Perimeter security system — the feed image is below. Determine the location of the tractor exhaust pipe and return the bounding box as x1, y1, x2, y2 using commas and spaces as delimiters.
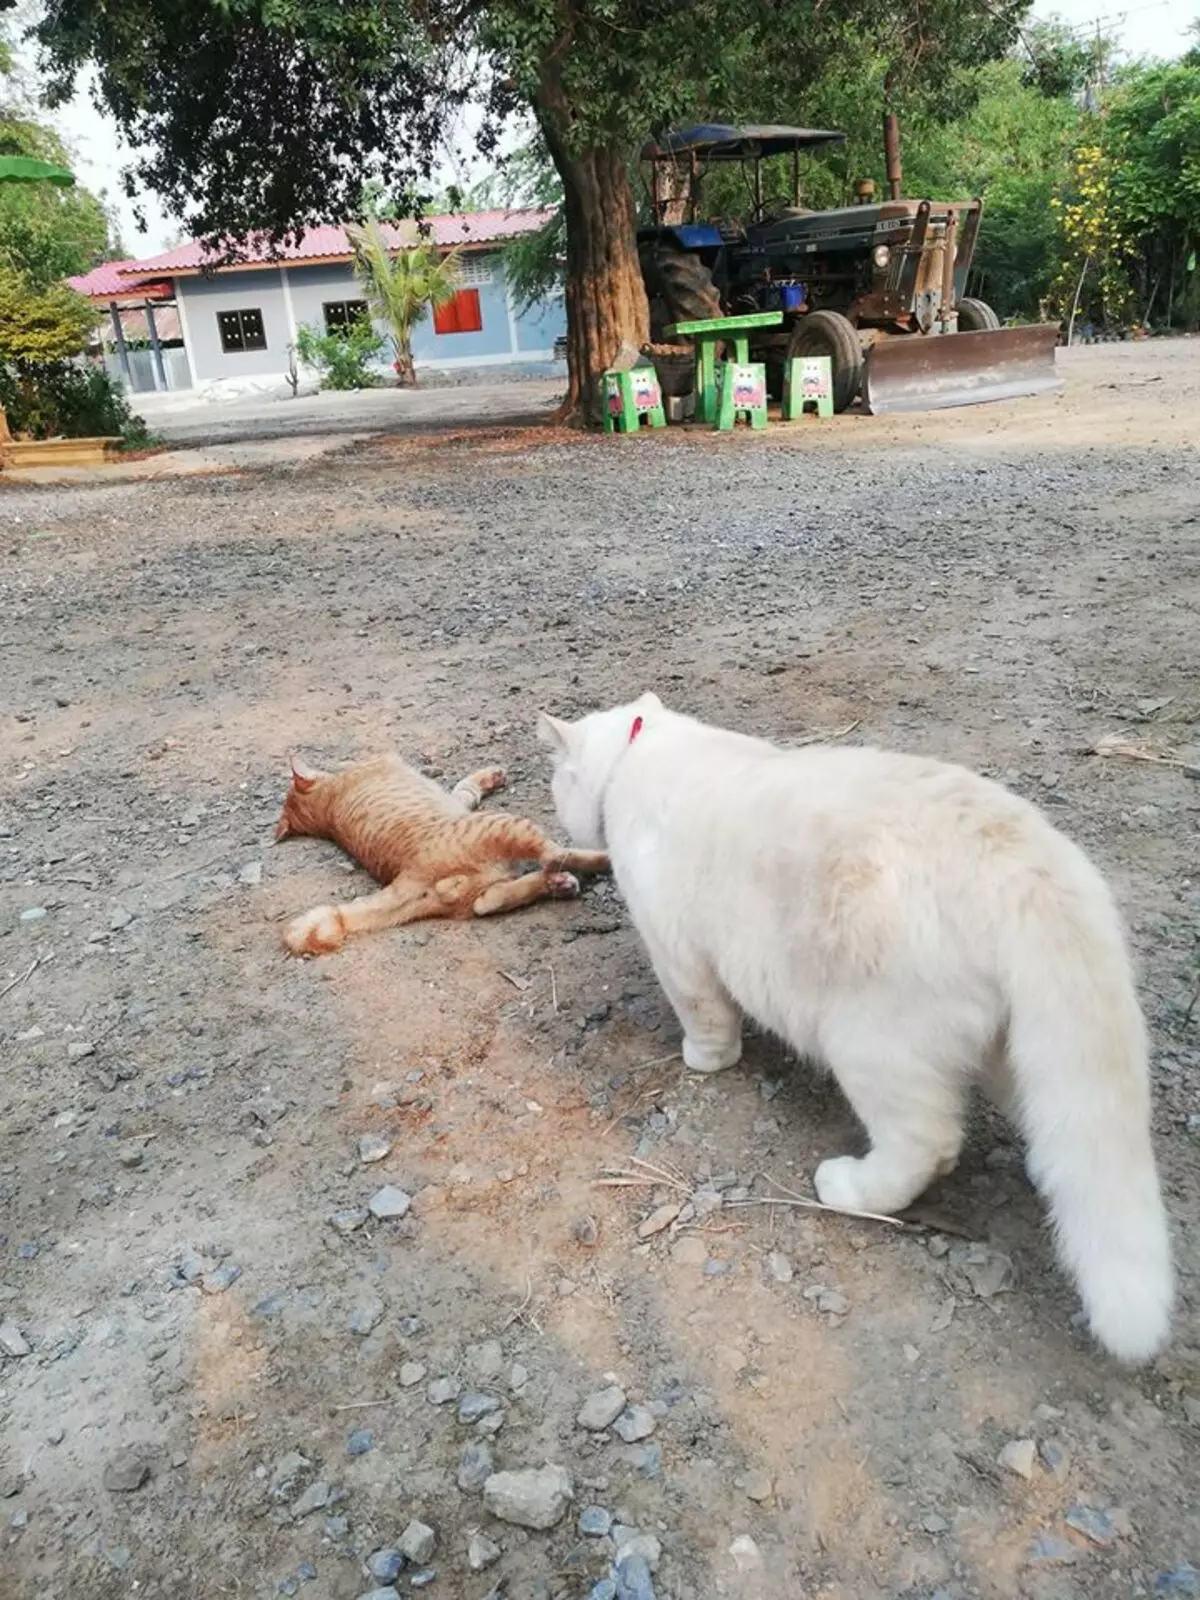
884, 113, 902, 201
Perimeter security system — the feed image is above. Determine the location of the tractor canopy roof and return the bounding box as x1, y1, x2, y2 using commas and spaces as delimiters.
641, 124, 846, 161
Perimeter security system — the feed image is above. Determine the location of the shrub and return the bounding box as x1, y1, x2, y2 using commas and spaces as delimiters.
0, 358, 152, 444
294, 319, 385, 389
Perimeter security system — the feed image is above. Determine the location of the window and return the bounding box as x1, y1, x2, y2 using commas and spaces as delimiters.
433, 289, 483, 336
323, 299, 370, 336
456, 254, 494, 287
217, 308, 266, 354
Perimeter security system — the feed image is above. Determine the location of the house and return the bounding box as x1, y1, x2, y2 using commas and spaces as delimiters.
68, 209, 565, 394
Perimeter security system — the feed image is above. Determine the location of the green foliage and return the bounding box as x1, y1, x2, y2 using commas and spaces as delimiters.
0, 262, 95, 361
346, 214, 460, 383
294, 319, 385, 390
0, 357, 151, 442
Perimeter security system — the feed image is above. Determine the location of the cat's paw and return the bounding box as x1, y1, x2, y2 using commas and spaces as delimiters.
479, 767, 507, 794
813, 1156, 870, 1212
546, 871, 581, 899
682, 1034, 743, 1074
283, 906, 346, 956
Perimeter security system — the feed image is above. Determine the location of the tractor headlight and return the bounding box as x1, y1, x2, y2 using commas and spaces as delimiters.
873, 244, 891, 269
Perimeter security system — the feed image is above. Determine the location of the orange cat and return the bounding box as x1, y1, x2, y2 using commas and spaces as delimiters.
274, 753, 610, 956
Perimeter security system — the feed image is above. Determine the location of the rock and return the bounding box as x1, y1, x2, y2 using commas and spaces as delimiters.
456, 1440, 495, 1492
465, 1340, 505, 1381
614, 1552, 657, 1599
743, 1469, 773, 1502
11, 1509, 29, 1530
408, 1570, 436, 1589
589, 1584, 618, 1600
509, 1362, 529, 1391
328, 1208, 368, 1236
117, 1144, 145, 1170
347, 1429, 374, 1457
1039, 1438, 1070, 1479
47, 1427, 65, 1446
357, 1590, 401, 1600
369, 1185, 412, 1220
1154, 1567, 1198, 1594
998, 1438, 1037, 1480
201, 1265, 242, 1294
804, 1285, 850, 1316
103, 1447, 151, 1493
270, 1452, 310, 1496
398, 1519, 436, 1564
0, 1321, 31, 1358
67, 1040, 95, 1062
367, 1550, 405, 1583
426, 1376, 459, 1406
347, 1295, 386, 1336
467, 1531, 502, 1571
948, 1242, 1016, 1298
729, 1534, 763, 1572
577, 1385, 627, 1432
483, 1464, 574, 1529
574, 1215, 600, 1247
579, 1506, 613, 1536
109, 905, 134, 930
399, 1361, 427, 1388
458, 1391, 501, 1423
1026, 1532, 1079, 1567
358, 1132, 393, 1164
1064, 1505, 1131, 1547
20, 906, 47, 922
238, 861, 263, 887
291, 1480, 330, 1518
703, 1258, 730, 1276
324, 1515, 349, 1539
614, 1406, 656, 1443
921, 1512, 950, 1534
637, 1203, 680, 1239
671, 1235, 707, 1266
766, 1251, 793, 1284
297, 1562, 317, 1582
928, 1297, 956, 1333
613, 1529, 662, 1570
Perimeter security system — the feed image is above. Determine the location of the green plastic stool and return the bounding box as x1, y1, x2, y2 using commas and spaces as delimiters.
782, 354, 834, 419
602, 366, 666, 433
715, 361, 768, 430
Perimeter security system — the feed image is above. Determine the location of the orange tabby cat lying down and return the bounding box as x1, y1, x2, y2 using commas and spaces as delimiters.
274, 753, 610, 956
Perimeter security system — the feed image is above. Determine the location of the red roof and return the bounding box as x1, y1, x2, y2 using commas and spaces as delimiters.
68, 259, 174, 302
115, 208, 554, 278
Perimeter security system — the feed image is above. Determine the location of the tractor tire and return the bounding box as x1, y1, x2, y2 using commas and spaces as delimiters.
956, 297, 1001, 332
785, 310, 864, 413
640, 241, 721, 338
643, 343, 695, 398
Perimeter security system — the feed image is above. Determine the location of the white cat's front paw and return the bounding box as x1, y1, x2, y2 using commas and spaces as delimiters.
682, 1034, 743, 1074
813, 1156, 870, 1212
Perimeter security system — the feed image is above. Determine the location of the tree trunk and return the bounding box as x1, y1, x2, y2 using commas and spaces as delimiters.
538, 115, 649, 424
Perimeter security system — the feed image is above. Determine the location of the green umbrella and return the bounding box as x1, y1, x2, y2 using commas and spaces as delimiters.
0, 154, 75, 187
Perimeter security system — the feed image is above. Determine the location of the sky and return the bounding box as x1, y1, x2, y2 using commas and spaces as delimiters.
18, 0, 1200, 261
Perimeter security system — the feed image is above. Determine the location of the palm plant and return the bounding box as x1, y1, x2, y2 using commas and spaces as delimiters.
347, 215, 461, 387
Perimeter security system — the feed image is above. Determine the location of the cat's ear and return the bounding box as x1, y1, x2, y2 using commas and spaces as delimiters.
537, 712, 573, 753
290, 754, 319, 794
637, 692, 664, 714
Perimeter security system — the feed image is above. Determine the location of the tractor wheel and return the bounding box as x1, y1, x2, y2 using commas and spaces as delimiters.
785, 310, 864, 413
956, 297, 1001, 332
640, 241, 721, 336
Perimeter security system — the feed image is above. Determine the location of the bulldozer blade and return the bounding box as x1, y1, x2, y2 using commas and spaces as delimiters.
862, 325, 1062, 415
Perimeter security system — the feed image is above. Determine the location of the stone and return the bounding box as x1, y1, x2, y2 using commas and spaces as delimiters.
291, 1481, 330, 1519
921, 1512, 950, 1534
369, 1185, 412, 1220
270, 1452, 310, 1496
949, 1242, 1016, 1298
328, 1208, 368, 1236
201, 1265, 242, 1295
483, 1464, 574, 1529
614, 1529, 662, 1570
20, 906, 47, 922
614, 1406, 656, 1444
408, 1572, 436, 1590
743, 1469, 773, 1502
468, 1530, 502, 1570
456, 1440, 495, 1492
766, 1251, 793, 1284
729, 1534, 763, 1572
67, 1040, 95, 1062
297, 1562, 317, 1582
1026, 1533, 1079, 1567
637, 1203, 680, 1239
458, 1391, 501, 1423
324, 1516, 350, 1540
427, 1376, 460, 1406
103, 1447, 151, 1493
465, 1340, 505, 1381
589, 1584, 618, 1600
1064, 1505, 1131, 1547
1039, 1438, 1070, 1480
579, 1506, 613, 1537
347, 1429, 373, 1457
357, 1591, 401, 1600
348, 1296, 386, 1336
671, 1235, 707, 1266
804, 1286, 850, 1316
577, 1385, 627, 1432
109, 905, 134, 930
615, 1553, 657, 1600
238, 861, 263, 887
398, 1519, 436, 1564
509, 1362, 529, 1391
367, 1550, 405, 1583
399, 1361, 427, 1387
1154, 1567, 1198, 1594
358, 1133, 393, 1164
998, 1438, 1037, 1480
0, 1321, 31, 1358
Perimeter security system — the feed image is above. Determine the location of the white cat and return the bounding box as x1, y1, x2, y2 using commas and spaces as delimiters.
538, 693, 1173, 1364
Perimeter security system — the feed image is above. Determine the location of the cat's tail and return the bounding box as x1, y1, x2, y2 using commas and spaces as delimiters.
1003, 875, 1173, 1365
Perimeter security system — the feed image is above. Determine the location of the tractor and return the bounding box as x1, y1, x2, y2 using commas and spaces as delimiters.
637, 120, 1061, 414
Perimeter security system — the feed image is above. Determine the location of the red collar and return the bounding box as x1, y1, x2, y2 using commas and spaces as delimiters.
629, 714, 644, 744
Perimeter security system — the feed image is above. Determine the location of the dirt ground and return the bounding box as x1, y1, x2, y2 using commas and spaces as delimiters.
2, 340, 1198, 1600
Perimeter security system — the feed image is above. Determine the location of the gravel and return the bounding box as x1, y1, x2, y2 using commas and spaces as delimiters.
483, 1464, 574, 1529
368, 1185, 412, 1220
102, 1448, 151, 1494
398, 1520, 436, 1564
577, 1385, 627, 1431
